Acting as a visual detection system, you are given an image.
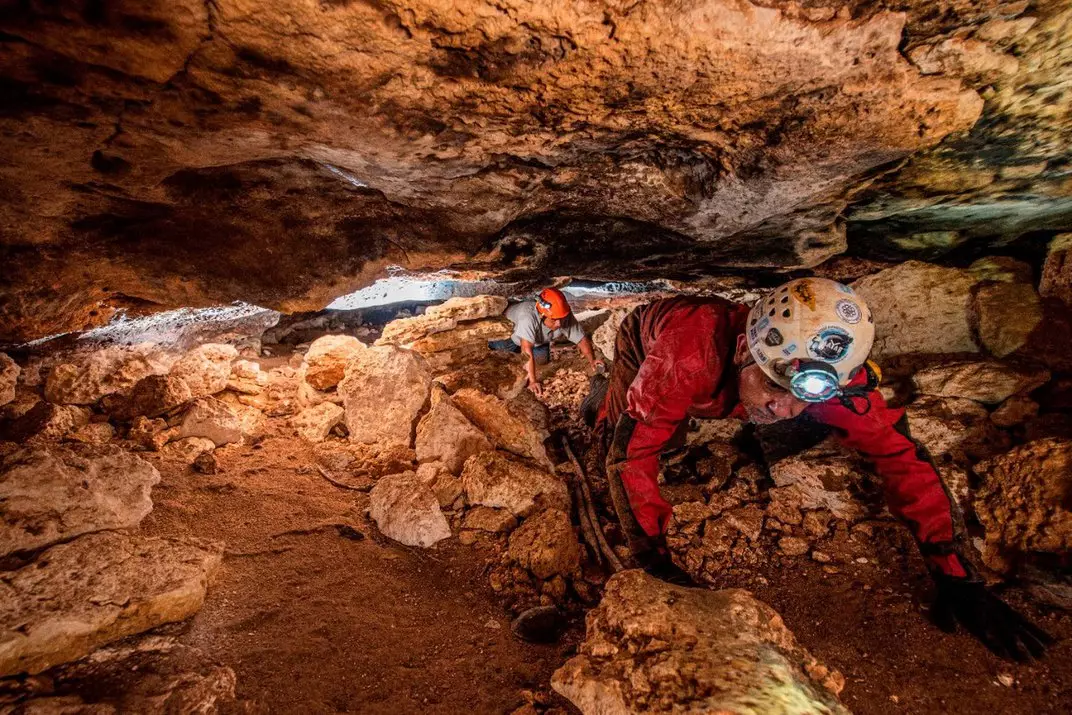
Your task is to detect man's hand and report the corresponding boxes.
[931,576,1053,661]
[528,379,543,398]
[591,359,606,375]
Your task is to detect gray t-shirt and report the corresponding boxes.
[506,301,586,346]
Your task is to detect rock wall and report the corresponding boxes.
[8,0,1065,342]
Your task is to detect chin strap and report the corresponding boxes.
[835,360,881,415]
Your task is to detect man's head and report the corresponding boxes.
[737,278,875,423]
[535,287,571,329]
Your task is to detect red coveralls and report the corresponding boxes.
[597,297,967,578]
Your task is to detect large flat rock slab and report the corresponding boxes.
[552,570,848,714]
[0,532,222,677]
[339,346,431,448]
[0,446,160,558]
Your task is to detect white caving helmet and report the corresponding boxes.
[746,277,875,403]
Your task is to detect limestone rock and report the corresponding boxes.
[912,360,1049,404]
[168,344,237,400]
[434,352,527,399]
[3,402,90,445]
[227,359,267,394]
[591,308,631,361]
[160,437,216,464]
[462,506,517,533]
[121,374,194,418]
[852,261,979,359]
[0,352,19,407]
[375,314,459,347]
[339,346,431,448]
[768,439,869,522]
[971,282,1043,358]
[302,335,367,390]
[416,462,465,509]
[905,395,1000,463]
[551,571,848,714]
[0,445,160,558]
[991,395,1039,427]
[415,393,491,474]
[908,37,1019,82]
[406,319,513,354]
[0,532,221,677]
[175,398,243,447]
[974,439,1072,561]
[65,422,116,446]
[291,402,345,442]
[192,451,218,475]
[425,295,508,322]
[507,509,581,580]
[1040,234,1072,306]
[368,472,451,548]
[44,348,169,406]
[452,388,551,466]
[127,416,169,451]
[461,451,569,518]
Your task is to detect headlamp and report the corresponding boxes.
[784,360,840,403]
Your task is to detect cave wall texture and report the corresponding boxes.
[0,0,1069,344]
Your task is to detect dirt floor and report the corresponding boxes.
[121,347,1071,715]
[139,434,580,714]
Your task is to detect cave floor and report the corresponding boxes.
[125,350,1072,715]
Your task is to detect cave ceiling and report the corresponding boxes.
[0,0,1069,344]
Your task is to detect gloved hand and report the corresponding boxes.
[931,576,1053,661]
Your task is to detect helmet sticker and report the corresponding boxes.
[808,326,853,363]
[748,315,770,343]
[764,328,783,346]
[835,299,861,325]
[791,281,817,310]
[782,343,798,356]
[755,349,770,364]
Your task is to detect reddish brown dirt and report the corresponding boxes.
[138,434,580,714]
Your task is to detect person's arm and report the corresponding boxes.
[519,338,541,396]
[577,335,605,372]
[809,390,1052,660]
[607,309,723,537]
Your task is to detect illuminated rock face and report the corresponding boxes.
[0,1,1066,344]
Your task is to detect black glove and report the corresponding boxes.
[931,576,1054,661]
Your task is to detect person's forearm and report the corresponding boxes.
[579,335,596,364]
[521,342,538,383]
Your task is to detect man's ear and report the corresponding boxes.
[733,334,752,366]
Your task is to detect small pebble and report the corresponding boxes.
[997,673,1014,687]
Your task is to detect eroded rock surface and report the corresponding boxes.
[0,446,160,557]
[43,348,170,406]
[339,346,431,448]
[302,335,366,390]
[0,353,19,407]
[461,451,569,517]
[369,471,451,548]
[551,570,847,714]
[452,389,551,466]
[912,360,1050,404]
[0,532,222,677]
[415,391,491,474]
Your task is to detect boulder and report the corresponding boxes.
[368,472,451,548]
[507,509,581,580]
[375,313,459,347]
[968,256,1034,285]
[551,571,847,714]
[434,352,527,399]
[416,461,465,509]
[461,451,569,517]
[904,395,1000,463]
[970,282,1043,358]
[227,359,267,394]
[0,446,160,558]
[168,344,237,399]
[1040,234,1072,306]
[990,395,1039,427]
[912,360,1049,404]
[161,437,217,463]
[452,388,551,466]
[339,346,431,448]
[65,422,116,446]
[291,402,345,442]
[974,439,1072,562]
[120,374,194,418]
[127,416,169,451]
[767,439,869,522]
[44,347,169,405]
[302,335,367,390]
[406,319,513,354]
[0,352,19,407]
[3,402,90,445]
[425,295,508,322]
[415,392,492,474]
[591,308,630,361]
[462,506,517,533]
[851,261,978,359]
[0,532,221,677]
[174,398,243,447]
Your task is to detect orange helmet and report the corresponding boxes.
[535,287,571,319]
